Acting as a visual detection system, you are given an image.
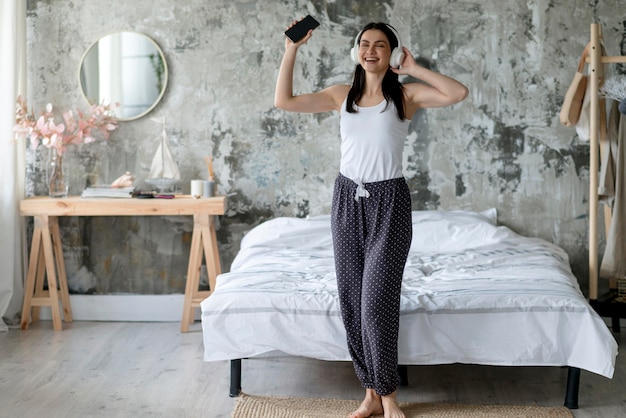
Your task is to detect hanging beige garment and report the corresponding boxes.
[598,103,617,206]
[600,101,626,279]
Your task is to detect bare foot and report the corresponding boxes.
[381,391,405,418]
[348,389,383,418]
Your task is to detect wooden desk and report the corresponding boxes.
[19,195,226,332]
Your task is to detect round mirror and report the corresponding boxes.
[78,31,168,121]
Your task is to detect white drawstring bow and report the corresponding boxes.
[354,178,370,201]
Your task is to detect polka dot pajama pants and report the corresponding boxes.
[331,173,412,396]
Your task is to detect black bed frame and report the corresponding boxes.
[227,359,581,409]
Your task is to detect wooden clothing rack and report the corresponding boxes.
[587,23,626,327]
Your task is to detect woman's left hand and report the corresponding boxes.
[390,46,417,75]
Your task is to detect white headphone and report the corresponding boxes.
[350,24,405,68]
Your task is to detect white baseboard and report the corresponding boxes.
[38,294,201,322]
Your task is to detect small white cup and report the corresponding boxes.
[191,180,204,198]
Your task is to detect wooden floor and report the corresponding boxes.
[1,319,624,418]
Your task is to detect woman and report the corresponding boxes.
[275,20,468,418]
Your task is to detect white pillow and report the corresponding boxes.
[240,215,332,250]
[240,208,505,255]
[410,208,508,252]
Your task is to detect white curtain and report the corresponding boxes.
[0,0,27,330]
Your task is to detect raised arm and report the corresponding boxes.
[393,46,469,111]
[274,20,347,114]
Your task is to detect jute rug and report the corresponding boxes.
[231,393,574,418]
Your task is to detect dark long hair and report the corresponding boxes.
[346,22,405,120]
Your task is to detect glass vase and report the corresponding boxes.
[47,150,69,198]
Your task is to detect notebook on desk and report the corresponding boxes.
[81,186,135,198]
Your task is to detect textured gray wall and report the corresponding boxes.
[24,0,626,295]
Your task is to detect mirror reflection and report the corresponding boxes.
[79,31,168,121]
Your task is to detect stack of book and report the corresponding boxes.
[81,186,135,198]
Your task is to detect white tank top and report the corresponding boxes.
[339,98,410,183]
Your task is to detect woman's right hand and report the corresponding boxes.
[284,18,314,49]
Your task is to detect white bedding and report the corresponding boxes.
[201,209,617,378]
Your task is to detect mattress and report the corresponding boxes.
[201,209,617,378]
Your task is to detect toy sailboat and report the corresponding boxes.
[145,117,180,192]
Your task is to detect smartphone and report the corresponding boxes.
[284,15,320,42]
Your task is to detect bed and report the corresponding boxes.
[201,209,617,408]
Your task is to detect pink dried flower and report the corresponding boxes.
[13,96,119,156]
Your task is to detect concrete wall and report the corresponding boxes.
[24,0,626,295]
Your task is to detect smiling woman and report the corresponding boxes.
[78,31,168,121]
[274,18,468,418]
